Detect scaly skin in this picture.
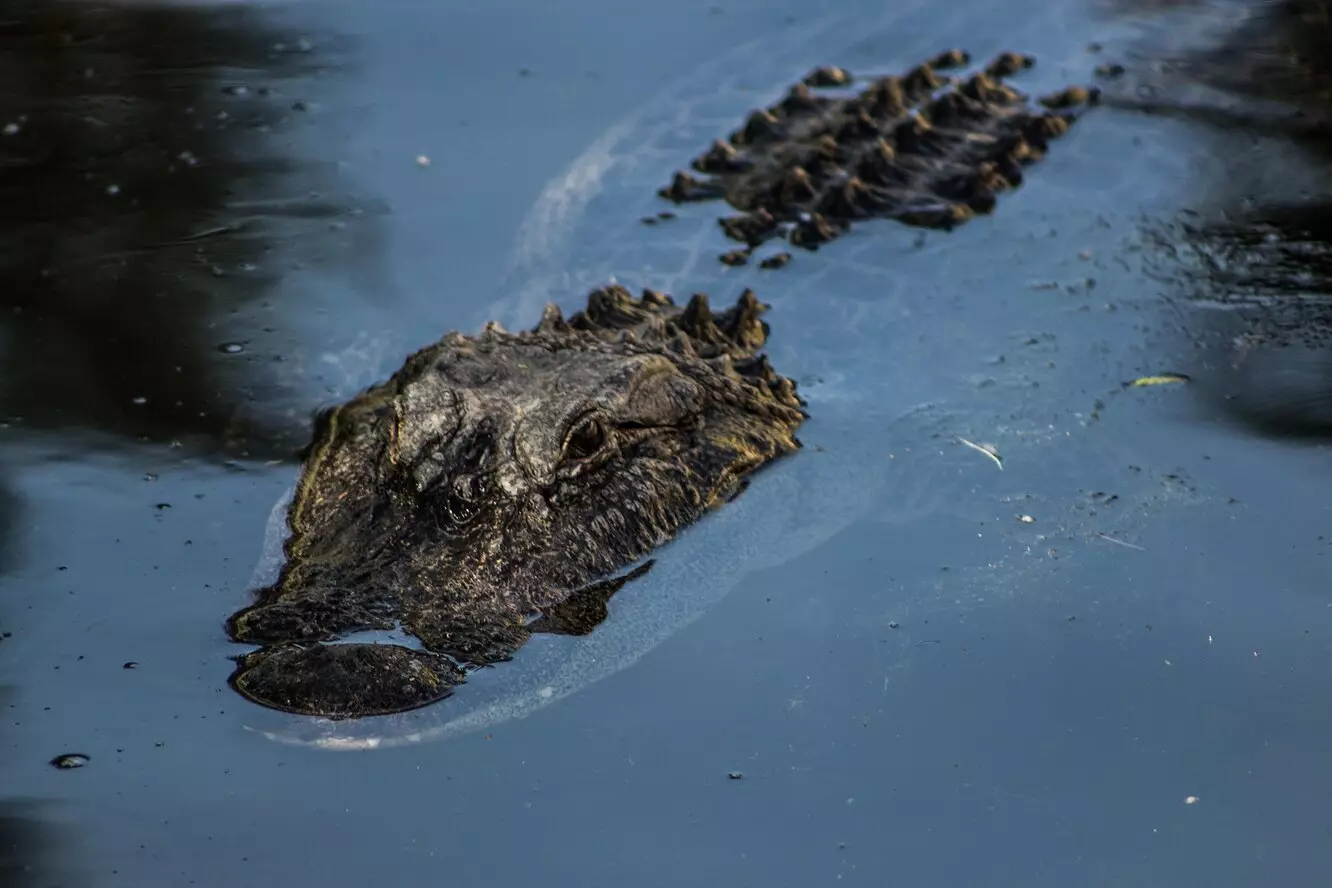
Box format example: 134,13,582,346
657,49,1098,262
227,285,805,718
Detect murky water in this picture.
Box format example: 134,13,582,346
2,0,1332,885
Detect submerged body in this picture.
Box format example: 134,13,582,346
227,285,805,718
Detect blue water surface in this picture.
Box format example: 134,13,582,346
1,0,1330,885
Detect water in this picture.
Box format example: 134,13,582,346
2,0,1331,885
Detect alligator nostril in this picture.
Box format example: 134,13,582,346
227,587,391,646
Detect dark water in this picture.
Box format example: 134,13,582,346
3,0,1332,885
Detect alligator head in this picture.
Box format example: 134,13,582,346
226,285,806,718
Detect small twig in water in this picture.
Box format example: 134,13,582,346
1096,532,1145,551
956,436,1003,470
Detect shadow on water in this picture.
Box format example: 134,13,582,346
1098,0,1332,440
0,0,380,463
0,1,380,881
0,694,72,888
0,482,46,887
0,476,15,576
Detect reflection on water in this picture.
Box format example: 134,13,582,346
1162,204,1332,438
1104,0,1332,439
1098,0,1332,142
0,473,15,575
0,689,73,888
0,0,374,462
0,1,373,881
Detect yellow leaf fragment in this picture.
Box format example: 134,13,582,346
1128,373,1190,387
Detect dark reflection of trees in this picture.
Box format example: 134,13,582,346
1101,0,1332,438
0,473,15,575
1099,0,1332,140
0,0,378,462
0,1,378,882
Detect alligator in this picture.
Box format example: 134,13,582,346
229,51,1102,725
656,49,1099,265
227,284,805,718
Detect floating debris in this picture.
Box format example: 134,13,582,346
759,252,792,270
1184,795,1199,805
50,753,90,770
727,771,744,780
415,155,431,168
1128,373,1190,387
957,436,1003,470
1096,531,1144,551
1017,514,1035,523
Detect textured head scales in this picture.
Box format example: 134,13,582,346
227,285,805,719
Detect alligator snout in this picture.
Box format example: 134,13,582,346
227,585,397,646
229,643,464,719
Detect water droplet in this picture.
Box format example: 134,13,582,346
218,342,245,355
50,753,89,770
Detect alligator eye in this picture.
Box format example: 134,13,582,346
564,416,608,461
442,474,482,526
445,495,479,525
